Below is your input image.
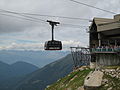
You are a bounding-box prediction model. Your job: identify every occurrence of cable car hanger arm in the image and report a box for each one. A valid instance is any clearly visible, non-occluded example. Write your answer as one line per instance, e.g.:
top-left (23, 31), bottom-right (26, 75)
top-left (47, 20), bottom-right (60, 41)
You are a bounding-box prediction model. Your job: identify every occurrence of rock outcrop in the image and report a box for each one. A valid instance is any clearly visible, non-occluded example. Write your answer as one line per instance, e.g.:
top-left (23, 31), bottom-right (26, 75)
top-left (84, 71), bottom-right (104, 90)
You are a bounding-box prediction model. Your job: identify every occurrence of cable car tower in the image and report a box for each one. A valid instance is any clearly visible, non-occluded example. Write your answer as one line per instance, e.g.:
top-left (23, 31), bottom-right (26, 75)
top-left (44, 20), bottom-right (62, 50)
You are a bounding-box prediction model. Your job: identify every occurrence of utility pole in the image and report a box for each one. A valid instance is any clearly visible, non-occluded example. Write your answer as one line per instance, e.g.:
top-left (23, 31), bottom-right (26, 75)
top-left (47, 20), bottom-right (60, 41)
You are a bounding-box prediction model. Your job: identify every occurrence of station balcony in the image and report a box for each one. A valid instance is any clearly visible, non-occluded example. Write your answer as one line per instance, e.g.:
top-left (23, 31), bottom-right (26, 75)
top-left (90, 47), bottom-right (120, 66)
top-left (91, 48), bottom-right (120, 54)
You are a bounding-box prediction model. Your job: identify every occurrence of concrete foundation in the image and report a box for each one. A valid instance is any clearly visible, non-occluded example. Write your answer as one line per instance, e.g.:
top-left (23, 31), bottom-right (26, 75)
top-left (96, 53), bottom-right (120, 66)
top-left (90, 62), bottom-right (96, 69)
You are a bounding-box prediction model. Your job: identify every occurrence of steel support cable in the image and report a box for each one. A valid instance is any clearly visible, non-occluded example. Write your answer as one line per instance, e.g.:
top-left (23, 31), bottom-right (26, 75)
top-left (0, 13), bottom-right (42, 23)
top-left (0, 14), bottom-right (88, 29)
top-left (0, 8), bottom-right (115, 23)
top-left (70, 0), bottom-right (117, 14)
top-left (0, 9), bottom-right (46, 22)
top-left (0, 9), bottom-right (90, 29)
top-left (0, 11), bottom-right (89, 28)
top-left (0, 9), bottom-right (92, 21)
top-left (61, 23), bottom-right (88, 27)
top-left (19, 13), bottom-right (91, 21)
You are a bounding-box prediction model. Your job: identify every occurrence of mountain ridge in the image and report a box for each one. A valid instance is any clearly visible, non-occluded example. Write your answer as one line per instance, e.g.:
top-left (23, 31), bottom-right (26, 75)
top-left (0, 50), bottom-right (70, 67)
top-left (0, 61), bottom-right (39, 81)
top-left (13, 54), bottom-right (73, 90)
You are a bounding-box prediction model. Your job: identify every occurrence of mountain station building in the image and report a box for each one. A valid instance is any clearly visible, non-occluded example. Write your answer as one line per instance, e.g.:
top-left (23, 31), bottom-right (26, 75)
top-left (89, 14), bottom-right (120, 66)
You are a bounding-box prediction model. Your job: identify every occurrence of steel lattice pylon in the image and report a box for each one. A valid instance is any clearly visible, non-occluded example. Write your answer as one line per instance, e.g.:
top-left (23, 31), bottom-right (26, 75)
top-left (70, 47), bottom-right (91, 68)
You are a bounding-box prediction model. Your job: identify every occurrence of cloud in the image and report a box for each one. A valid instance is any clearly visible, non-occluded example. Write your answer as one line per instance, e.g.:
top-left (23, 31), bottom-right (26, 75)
top-left (0, 40), bottom-right (85, 51)
top-left (3, 42), bottom-right (43, 51)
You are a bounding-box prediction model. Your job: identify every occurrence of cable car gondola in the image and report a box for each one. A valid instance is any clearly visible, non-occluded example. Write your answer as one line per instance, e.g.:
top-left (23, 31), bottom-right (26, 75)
top-left (44, 20), bottom-right (62, 50)
top-left (44, 40), bottom-right (62, 50)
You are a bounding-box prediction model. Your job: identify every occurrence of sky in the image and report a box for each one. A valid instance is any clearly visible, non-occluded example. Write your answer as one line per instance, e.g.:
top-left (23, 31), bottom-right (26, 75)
top-left (0, 0), bottom-right (120, 51)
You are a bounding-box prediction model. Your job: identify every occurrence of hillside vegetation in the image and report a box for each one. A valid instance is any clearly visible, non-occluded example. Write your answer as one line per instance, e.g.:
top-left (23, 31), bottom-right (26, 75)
top-left (46, 68), bottom-right (92, 90)
top-left (46, 66), bottom-right (120, 90)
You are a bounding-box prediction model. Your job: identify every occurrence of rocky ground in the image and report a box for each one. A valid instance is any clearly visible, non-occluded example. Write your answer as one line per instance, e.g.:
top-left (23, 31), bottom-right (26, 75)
top-left (99, 67), bottom-right (120, 90)
top-left (101, 67), bottom-right (120, 79)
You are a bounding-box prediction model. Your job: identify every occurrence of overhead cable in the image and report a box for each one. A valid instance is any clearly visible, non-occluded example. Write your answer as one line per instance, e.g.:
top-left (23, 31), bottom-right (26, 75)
top-left (0, 13), bottom-right (42, 23)
top-left (0, 11), bottom-right (88, 28)
top-left (20, 13), bottom-right (91, 21)
top-left (70, 0), bottom-right (117, 14)
top-left (0, 9), bottom-right (91, 21)
top-left (0, 8), bottom-right (114, 23)
top-left (0, 9), bottom-right (46, 22)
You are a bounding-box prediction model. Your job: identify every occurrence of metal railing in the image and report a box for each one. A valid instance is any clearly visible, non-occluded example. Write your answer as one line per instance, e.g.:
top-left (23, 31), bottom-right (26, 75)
top-left (91, 48), bottom-right (120, 52)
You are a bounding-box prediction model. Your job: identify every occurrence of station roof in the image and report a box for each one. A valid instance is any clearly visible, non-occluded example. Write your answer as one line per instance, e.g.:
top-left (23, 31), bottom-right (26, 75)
top-left (90, 14), bottom-right (120, 36)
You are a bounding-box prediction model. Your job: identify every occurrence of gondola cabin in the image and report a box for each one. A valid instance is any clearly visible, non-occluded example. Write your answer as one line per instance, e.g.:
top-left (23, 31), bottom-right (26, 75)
top-left (44, 40), bottom-right (62, 50)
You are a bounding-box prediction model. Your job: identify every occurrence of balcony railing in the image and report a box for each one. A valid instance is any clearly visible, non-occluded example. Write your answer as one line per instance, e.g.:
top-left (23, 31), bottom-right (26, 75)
top-left (91, 48), bottom-right (120, 53)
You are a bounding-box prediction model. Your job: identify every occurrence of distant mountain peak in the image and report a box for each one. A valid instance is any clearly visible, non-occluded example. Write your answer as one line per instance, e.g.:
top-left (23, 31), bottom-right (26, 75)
top-left (0, 60), bottom-right (39, 81)
top-left (11, 61), bottom-right (38, 68)
top-left (0, 61), bottom-right (10, 67)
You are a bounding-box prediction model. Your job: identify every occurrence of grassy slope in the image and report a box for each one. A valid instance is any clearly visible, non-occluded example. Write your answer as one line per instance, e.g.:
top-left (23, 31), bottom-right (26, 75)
top-left (46, 66), bottom-right (120, 90)
top-left (46, 69), bottom-right (92, 90)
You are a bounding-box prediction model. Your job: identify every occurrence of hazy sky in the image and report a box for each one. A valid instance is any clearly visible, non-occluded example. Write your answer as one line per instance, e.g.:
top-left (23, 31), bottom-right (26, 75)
top-left (0, 0), bottom-right (119, 51)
